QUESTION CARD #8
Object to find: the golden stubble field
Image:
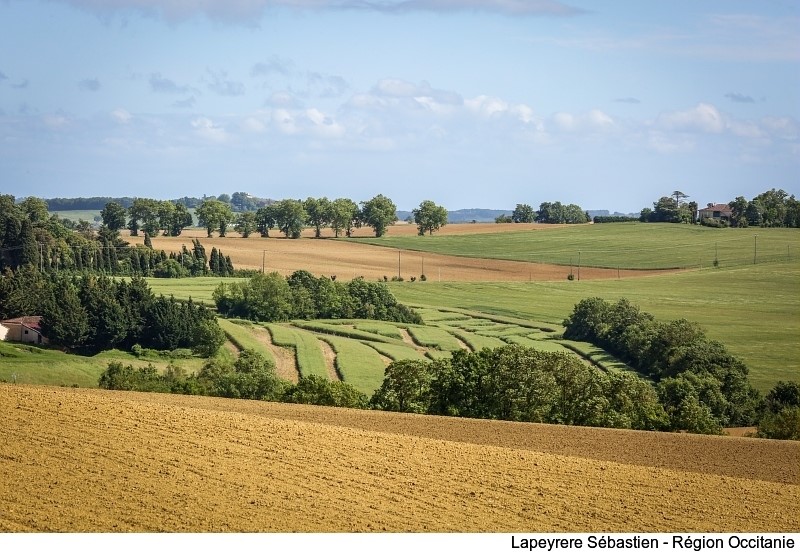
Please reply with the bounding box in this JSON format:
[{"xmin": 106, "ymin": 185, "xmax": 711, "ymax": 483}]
[
  {"xmin": 126, "ymin": 224, "xmax": 672, "ymax": 282},
  {"xmin": 1, "ymin": 384, "xmax": 798, "ymax": 533}
]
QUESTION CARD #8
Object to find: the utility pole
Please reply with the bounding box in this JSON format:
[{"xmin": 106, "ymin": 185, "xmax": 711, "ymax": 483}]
[
  {"xmin": 262, "ymin": 250, "xmax": 266, "ymax": 274},
  {"xmin": 398, "ymin": 249, "xmax": 401, "ymax": 279},
  {"xmin": 754, "ymin": 235, "xmax": 758, "ymax": 265},
  {"xmin": 577, "ymin": 251, "xmax": 581, "ymax": 281}
]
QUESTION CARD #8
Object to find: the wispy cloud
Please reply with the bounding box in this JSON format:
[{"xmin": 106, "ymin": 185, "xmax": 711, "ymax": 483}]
[
  {"xmin": 614, "ymin": 97, "xmax": 641, "ymax": 104},
  {"xmin": 725, "ymin": 92, "xmax": 755, "ymax": 104},
  {"xmin": 206, "ymin": 69, "xmax": 245, "ymax": 96},
  {"xmin": 149, "ymin": 72, "xmax": 195, "ymax": 94},
  {"xmin": 78, "ymin": 78, "xmax": 101, "ymax": 92},
  {"xmin": 51, "ymin": 0, "xmax": 584, "ymax": 24}
]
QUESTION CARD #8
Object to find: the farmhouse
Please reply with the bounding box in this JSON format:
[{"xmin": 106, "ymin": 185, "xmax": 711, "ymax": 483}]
[
  {"xmin": 0, "ymin": 316, "xmax": 48, "ymax": 345},
  {"xmin": 698, "ymin": 203, "xmax": 732, "ymax": 222}
]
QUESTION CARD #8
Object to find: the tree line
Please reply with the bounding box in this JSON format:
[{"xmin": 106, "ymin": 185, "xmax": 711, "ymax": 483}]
[
  {"xmin": 637, "ymin": 188, "xmax": 799, "ymax": 227},
  {"xmin": 100, "ymin": 349, "xmax": 369, "ymax": 408},
  {"xmin": 1, "ymin": 194, "xmax": 233, "ymax": 278},
  {"xmin": 369, "ymin": 345, "xmax": 668, "ymax": 430},
  {"xmin": 213, "ymin": 270, "xmax": 422, "ymax": 324},
  {"xmin": 496, "ymin": 202, "xmax": 590, "ymax": 224},
  {"xmin": 0, "ymin": 269, "xmax": 225, "ymax": 356}
]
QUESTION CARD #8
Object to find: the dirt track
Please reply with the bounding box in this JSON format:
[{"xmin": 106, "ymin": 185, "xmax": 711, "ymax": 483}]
[
  {"xmin": 1, "ymin": 385, "xmax": 797, "ymax": 532},
  {"xmin": 127, "ymin": 225, "xmax": 673, "ymax": 282}
]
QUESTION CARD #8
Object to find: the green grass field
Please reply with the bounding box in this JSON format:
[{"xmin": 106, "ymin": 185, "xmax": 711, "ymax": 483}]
[
  {"xmin": 348, "ymin": 223, "xmax": 800, "ymax": 270},
  {"xmin": 389, "ymin": 262, "xmax": 800, "ymax": 392},
  {"xmin": 0, "ymin": 343, "xmax": 213, "ymax": 387}
]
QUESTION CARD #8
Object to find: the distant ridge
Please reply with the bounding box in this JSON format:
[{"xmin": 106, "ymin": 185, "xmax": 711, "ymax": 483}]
[{"xmin": 397, "ymin": 208, "xmax": 512, "ymax": 223}]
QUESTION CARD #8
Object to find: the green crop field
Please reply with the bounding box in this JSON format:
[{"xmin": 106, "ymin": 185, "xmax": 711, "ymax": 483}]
[{"xmin": 348, "ymin": 223, "xmax": 800, "ymax": 270}]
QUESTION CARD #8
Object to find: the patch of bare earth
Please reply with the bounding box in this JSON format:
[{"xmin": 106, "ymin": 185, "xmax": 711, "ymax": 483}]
[
  {"xmin": 251, "ymin": 327, "xmax": 298, "ymax": 383},
  {"xmin": 317, "ymin": 338, "xmax": 341, "ymax": 381},
  {"xmin": 128, "ymin": 227, "xmax": 675, "ymax": 283},
  {"xmin": 2, "ymin": 385, "xmax": 797, "ymax": 533}
]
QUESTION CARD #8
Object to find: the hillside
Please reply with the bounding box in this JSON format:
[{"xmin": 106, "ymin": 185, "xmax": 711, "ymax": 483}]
[{"xmin": 2, "ymin": 384, "xmax": 797, "ymax": 532}]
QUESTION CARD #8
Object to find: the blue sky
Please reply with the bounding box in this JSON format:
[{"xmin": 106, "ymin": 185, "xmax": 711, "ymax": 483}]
[{"xmin": 1, "ymin": 0, "xmax": 798, "ymax": 212}]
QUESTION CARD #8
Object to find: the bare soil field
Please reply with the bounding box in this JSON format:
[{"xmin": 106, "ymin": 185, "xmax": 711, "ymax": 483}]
[
  {"xmin": 127, "ymin": 226, "xmax": 672, "ymax": 282},
  {"xmin": 2, "ymin": 384, "xmax": 797, "ymax": 532}
]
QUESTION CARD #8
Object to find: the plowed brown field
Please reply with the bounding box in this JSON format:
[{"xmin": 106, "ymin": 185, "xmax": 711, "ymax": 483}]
[
  {"xmin": 127, "ymin": 225, "xmax": 673, "ymax": 282},
  {"xmin": 2, "ymin": 385, "xmax": 797, "ymax": 533}
]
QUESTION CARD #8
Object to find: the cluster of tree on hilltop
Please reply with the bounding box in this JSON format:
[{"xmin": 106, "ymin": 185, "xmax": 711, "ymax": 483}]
[
  {"xmin": 728, "ymin": 189, "xmax": 800, "ymax": 228},
  {"xmin": 637, "ymin": 188, "xmax": 799, "ymax": 227},
  {"xmin": 495, "ymin": 202, "xmax": 589, "ymax": 224},
  {"xmin": 562, "ymin": 297, "xmax": 761, "ymax": 433},
  {"xmin": 0, "ymin": 270, "xmax": 224, "ymax": 356},
  {"xmin": 213, "ymin": 270, "xmax": 422, "ymax": 324},
  {"xmin": 1, "ymin": 195, "xmax": 233, "ymax": 278}
]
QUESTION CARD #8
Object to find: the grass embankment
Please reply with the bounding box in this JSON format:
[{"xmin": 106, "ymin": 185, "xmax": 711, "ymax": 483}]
[
  {"xmin": 349, "ymin": 223, "xmax": 800, "ymax": 270},
  {"xmin": 0, "ymin": 342, "xmax": 214, "ymax": 387}
]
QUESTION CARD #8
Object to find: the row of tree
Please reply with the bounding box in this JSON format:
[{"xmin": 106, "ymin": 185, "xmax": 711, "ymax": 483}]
[
  {"xmin": 496, "ymin": 202, "xmax": 590, "ymax": 224},
  {"xmin": 562, "ymin": 297, "xmax": 761, "ymax": 432},
  {"xmin": 1, "ymin": 194, "xmax": 233, "ymax": 277},
  {"xmin": 0, "ymin": 270, "xmax": 225, "ymax": 355},
  {"xmin": 213, "ymin": 270, "xmax": 422, "ymax": 323},
  {"xmin": 196, "ymin": 194, "xmax": 402, "ymax": 239},
  {"xmin": 370, "ymin": 346, "xmax": 669, "ymax": 430},
  {"xmin": 99, "ymin": 350, "xmax": 369, "ymax": 408}
]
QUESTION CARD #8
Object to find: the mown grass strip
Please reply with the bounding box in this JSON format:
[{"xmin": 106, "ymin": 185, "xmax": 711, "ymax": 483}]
[
  {"xmin": 292, "ymin": 321, "xmax": 402, "ymax": 345},
  {"xmin": 217, "ymin": 319, "xmax": 275, "ymax": 366},
  {"xmin": 323, "ymin": 337, "xmax": 388, "ymax": 395},
  {"xmin": 557, "ymin": 340, "xmax": 636, "ymax": 373},
  {"xmin": 351, "ymin": 321, "xmax": 404, "ymax": 340},
  {"xmin": 263, "ymin": 324, "xmax": 328, "ymax": 378},
  {"xmin": 363, "ymin": 341, "xmax": 427, "ymax": 362},
  {"xmin": 503, "ymin": 335, "xmax": 574, "ymax": 354},
  {"xmin": 405, "ymin": 325, "xmax": 465, "ymax": 351},
  {"xmin": 442, "ymin": 327, "xmax": 508, "ymax": 351}
]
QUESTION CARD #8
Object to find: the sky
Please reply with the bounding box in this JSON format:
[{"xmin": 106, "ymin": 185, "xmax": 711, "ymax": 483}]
[{"xmin": 1, "ymin": 0, "xmax": 798, "ymax": 213}]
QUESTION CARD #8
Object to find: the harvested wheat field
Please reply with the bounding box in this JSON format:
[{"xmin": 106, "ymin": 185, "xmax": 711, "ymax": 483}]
[
  {"xmin": 2, "ymin": 385, "xmax": 798, "ymax": 533},
  {"xmin": 127, "ymin": 227, "xmax": 672, "ymax": 282}
]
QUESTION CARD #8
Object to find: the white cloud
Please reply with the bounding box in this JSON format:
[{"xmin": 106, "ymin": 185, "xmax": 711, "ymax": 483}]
[
  {"xmin": 657, "ymin": 103, "xmax": 725, "ymax": 134},
  {"xmin": 191, "ymin": 117, "xmax": 230, "ymax": 143},
  {"xmin": 111, "ymin": 109, "xmax": 133, "ymax": 124},
  {"xmin": 550, "ymin": 109, "xmax": 614, "ymax": 133}
]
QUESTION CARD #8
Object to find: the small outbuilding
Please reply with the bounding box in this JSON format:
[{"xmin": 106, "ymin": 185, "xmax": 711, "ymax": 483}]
[{"xmin": 0, "ymin": 316, "xmax": 48, "ymax": 345}]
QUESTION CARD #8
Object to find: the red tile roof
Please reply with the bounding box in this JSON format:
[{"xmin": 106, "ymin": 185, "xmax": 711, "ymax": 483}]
[{"xmin": 1, "ymin": 316, "xmax": 43, "ymax": 333}]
